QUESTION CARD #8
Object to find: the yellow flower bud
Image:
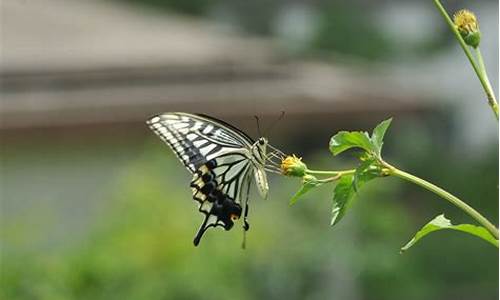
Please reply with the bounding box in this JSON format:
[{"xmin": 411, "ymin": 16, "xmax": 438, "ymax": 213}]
[
  {"xmin": 453, "ymin": 9, "xmax": 481, "ymax": 48},
  {"xmin": 281, "ymin": 155, "xmax": 307, "ymax": 177}
]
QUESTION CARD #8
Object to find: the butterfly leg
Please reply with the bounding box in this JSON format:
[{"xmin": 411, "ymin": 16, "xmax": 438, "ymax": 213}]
[
  {"xmin": 241, "ymin": 178, "xmax": 252, "ymax": 249},
  {"xmin": 243, "ymin": 178, "xmax": 251, "ymax": 231}
]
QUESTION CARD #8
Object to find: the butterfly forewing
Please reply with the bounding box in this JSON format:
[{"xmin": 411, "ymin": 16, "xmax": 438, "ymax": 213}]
[{"xmin": 147, "ymin": 112, "xmax": 260, "ymax": 246}]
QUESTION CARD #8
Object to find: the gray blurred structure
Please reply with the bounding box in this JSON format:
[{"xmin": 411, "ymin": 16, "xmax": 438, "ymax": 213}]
[{"xmin": 0, "ymin": 0, "xmax": 435, "ymax": 130}]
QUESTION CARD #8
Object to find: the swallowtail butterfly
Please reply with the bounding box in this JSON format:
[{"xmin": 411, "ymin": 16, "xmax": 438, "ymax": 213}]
[{"xmin": 146, "ymin": 112, "xmax": 284, "ymax": 246}]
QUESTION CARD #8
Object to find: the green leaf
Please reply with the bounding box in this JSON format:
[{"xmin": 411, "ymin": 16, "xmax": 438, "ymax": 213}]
[
  {"xmin": 331, "ymin": 174, "xmax": 356, "ymax": 226},
  {"xmin": 289, "ymin": 175, "xmax": 322, "ymax": 205},
  {"xmin": 370, "ymin": 118, "xmax": 392, "ymax": 156},
  {"xmin": 331, "ymin": 161, "xmax": 382, "ymax": 226},
  {"xmin": 353, "ymin": 158, "xmax": 380, "ymax": 192},
  {"xmin": 401, "ymin": 214, "xmax": 499, "ymax": 253},
  {"xmin": 329, "ymin": 131, "xmax": 374, "ymax": 156}
]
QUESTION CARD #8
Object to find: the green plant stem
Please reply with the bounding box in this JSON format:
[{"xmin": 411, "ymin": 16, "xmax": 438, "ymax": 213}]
[
  {"xmin": 306, "ymin": 169, "xmax": 356, "ymax": 176},
  {"xmin": 305, "ymin": 162, "xmax": 498, "ymax": 239},
  {"xmin": 433, "ymin": 0, "xmax": 499, "ymax": 120},
  {"xmin": 476, "ymin": 47, "xmax": 488, "ymax": 77},
  {"xmin": 475, "ymin": 47, "xmax": 499, "ymax": 118},
  {"xmin": 387, "ymin": 165, "xmax": 499, "ymax": 240},
  {"xmin": 316, "ymin": 175, "xmax": 341, "ymax": 184}
]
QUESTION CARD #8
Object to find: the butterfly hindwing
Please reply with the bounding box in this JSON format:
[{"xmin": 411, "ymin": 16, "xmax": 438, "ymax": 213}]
[{"xmin": 190, "ymin": 158, "xmax": 252, "ymax": 245}]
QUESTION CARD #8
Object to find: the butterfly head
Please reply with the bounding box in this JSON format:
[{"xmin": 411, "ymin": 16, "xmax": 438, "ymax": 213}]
[{"xmin": 253, "ymin": 137, "xmax": 268, "ymax": 162}]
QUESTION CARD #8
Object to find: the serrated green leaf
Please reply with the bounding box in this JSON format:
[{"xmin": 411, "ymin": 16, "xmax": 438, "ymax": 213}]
[
  {"xmin": 370, "ymin": 118, "xmax": 392, "ymax": 156},
  {"xmin": 289, "ymin": 175, "xmax": 322, "ymax": 205},
  {"xmin": 401, "ymin": 214, "xmax": 499, "ymax": 253},
  {"xmin": 353, "ymin": 158, "xmax": 380, "ymax": 192},
  {"xmin": 331, "ymin": 174, "xmax": 356, "ymax": 226},
  {"xmin": 329, "ymin": 131, "xmax": 374, "ymax": 156}
]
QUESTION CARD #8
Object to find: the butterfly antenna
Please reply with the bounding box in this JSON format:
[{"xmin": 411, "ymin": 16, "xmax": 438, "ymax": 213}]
[
  {"xmin": 254, "ymin": 115, "xmax": 262, "ymax": 137},
  {"xmin": 264, "ymin": 111, "xmax": 285, "ymax": 136}
]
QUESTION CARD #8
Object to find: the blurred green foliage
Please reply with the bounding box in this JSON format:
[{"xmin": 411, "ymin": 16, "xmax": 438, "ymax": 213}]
[
  {"xmin": 1, "ymin": 127, "xmax": 497, "ymax": 299},
  {"xmin": 311, "ymin": 3, "xmax": 394, "ymax": 61},
  {"xmin": 121, "ymin": 0, "xmax": 214, "ymax": 15}
]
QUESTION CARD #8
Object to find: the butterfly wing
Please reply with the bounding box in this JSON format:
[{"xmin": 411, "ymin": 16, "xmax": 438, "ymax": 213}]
[
  {"xmin": 147, "ymin": 112, "xmax": 254, "ymax": 172},
  {"xmin": 146, "ymin": 112, "xmax": 256, "ymax": 245},
  {"xmin": 190, "ymin": 154, "xmax": 253, "ymax": 245}
]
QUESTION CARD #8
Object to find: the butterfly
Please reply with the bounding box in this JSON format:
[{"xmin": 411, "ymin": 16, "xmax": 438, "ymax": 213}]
[{"xmin": 146, "ymin": 112, "xmax": 285, "ymax": 246}]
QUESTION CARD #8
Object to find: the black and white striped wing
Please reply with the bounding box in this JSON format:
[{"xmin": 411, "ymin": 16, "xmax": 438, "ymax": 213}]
[
  {"xmin": 146, "ymin": 112, "xmax": 255, "ymax": 245},
  {"xmin": 190, "ymin": 152, "xmax": 253, "ymax": 245},
  {"xmin": 147, "ymin": 113, "xmax": 253, "ymax": 173}
]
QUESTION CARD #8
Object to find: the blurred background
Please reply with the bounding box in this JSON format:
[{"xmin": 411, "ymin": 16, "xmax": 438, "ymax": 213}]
[{"xmin": 1, "ymin": 0, "xmax": 498, "ymax": 299}]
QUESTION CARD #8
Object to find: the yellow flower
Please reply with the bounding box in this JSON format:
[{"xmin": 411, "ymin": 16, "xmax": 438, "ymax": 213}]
[
  {"xmin": 281, "ymin": 155, "xmax": 307, "ymax": 177},
  {"xmin": 453, "ymin": 9, "xmax": 481, "ymax": 48}
]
